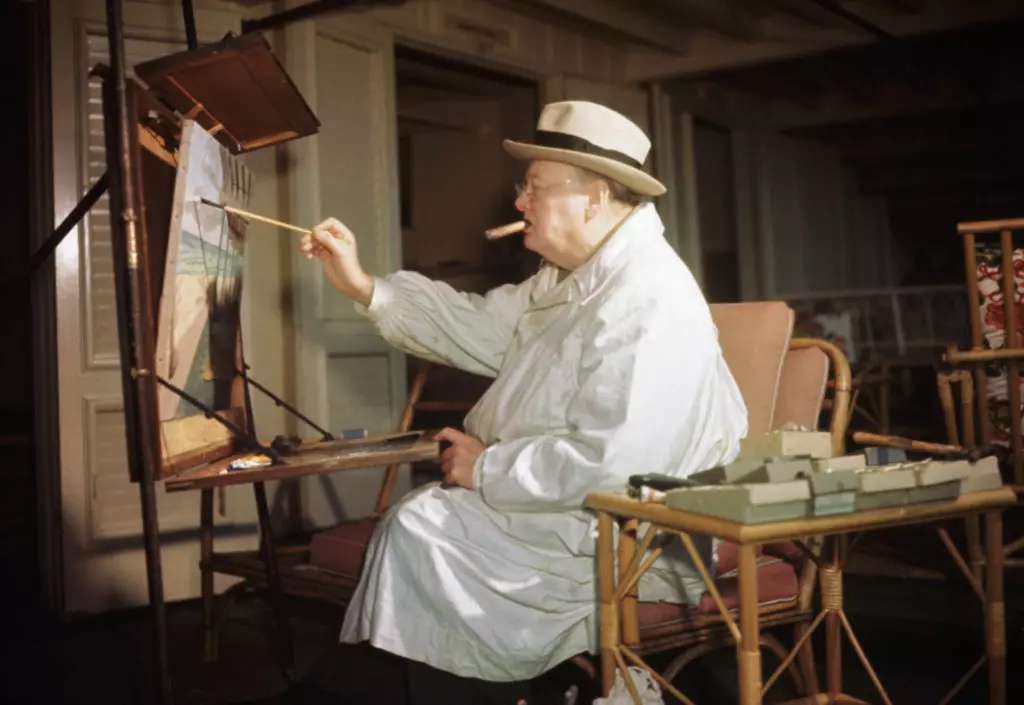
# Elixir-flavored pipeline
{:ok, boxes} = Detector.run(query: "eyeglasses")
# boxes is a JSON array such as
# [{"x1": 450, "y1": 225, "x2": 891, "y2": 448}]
[{"x1": 514, "y1": 178, "x2": 575, "y2": 200}]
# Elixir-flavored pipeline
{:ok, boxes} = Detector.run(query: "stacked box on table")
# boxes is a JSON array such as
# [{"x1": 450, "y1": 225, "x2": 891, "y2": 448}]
[
  {"x1": 853, "y1": 461, "x2": 919, "y2": 510},
  {"x1": 739, "y1": 428, "x2": 832, "y2": 462},
  {"x1": 959, "y1": 456, "x2": 1003, "y2": 494},
  {"x1": 909, "y1": 460, "x2": 969, "y2": 503},
  {"x1": 664, "y1": 480, "x2": 812, "y2": 523},
  {"x1": 807, "y1": 454, "x2": 865, "y2": 516}
]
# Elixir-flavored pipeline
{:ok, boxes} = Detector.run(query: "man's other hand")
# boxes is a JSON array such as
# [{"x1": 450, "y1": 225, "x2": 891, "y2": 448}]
[{"x1": 435, "y1": 428, "x2": 485, "y2": 490}]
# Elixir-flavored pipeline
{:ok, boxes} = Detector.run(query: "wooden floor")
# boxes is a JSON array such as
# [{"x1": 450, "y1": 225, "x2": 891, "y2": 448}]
[{"x1": 2, "y1": 566, "x2": 1022, "y2": 705}]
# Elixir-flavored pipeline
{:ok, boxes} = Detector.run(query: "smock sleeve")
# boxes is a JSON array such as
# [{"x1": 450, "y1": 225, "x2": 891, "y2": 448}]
[
  {"x1": 357, "y1": 270, "x2": 537, "y2": 378},
  {"x1": 473, "y1": 297, "x2": 730, "y2": 512}
]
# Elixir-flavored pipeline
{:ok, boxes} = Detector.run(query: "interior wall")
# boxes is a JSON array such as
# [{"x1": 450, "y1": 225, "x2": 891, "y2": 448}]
[
  {"x1": 666, "y1": 80, "x2": 896, "y2": 301},
  {"x1": 403, "y1": 100, "x2": 504, "y2": 279},
  {"x1": 401, "y1": 89, "x2": 537, "y2": 293},
  {"x1": 693, "y1": 118, "x2": 739, "y2": 302},
  {"x1": 733, "y1": 130, "x2": 896, "y2": 298}
]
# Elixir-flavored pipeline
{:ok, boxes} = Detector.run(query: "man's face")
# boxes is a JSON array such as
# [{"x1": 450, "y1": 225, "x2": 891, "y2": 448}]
[{"x1": 514, "y1": 161, "x2": 590, "y2": 264}]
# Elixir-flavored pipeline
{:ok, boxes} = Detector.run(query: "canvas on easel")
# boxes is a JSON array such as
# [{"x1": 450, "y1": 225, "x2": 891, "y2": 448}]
[{"x1": 155, "y1": 119, "x2": 252, "y2": 477}]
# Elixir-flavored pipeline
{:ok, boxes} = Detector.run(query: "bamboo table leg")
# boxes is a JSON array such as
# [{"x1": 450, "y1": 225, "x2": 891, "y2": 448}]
[
  {"x1": 826, "y1": 537, "x2": 843, "y2": 698},
  {"x1": 738, "y1": 544, "x2": 762, "y2": 705},
  {"x1": 985, "y1": 510, "x2": 1005, "y2": 705}
]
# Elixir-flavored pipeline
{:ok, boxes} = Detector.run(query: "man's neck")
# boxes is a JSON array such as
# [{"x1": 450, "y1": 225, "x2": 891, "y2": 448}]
[{"x1": 563, "y1": 204, "x2": 638, "y2": 271}]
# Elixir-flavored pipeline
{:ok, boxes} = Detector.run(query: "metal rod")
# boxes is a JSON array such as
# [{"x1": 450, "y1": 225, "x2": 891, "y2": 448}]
[
  {"x1": 181, "y1": 0, "x2": 198, "y2": 50},
  {"x1": 241, "y1": 0, "x2": 406, "y2": 34},
  {"x1": 25, "y1": 172, "x2": 109, "y2": 277},
  {"x1": 239, "y1": 365, "x2": 334, "y2": 440}
]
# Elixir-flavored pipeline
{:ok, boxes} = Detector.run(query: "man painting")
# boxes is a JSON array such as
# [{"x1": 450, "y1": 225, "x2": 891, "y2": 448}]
[{"x1": 299, "y1": 101, "x2": 748, "y2": 703}]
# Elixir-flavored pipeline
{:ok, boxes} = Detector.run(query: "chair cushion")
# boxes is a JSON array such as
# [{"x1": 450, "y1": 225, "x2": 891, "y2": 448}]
[
  {"x1": 309, "y1": 518, "x2": 379, "y2": 578},
  {"x1": 637, "y1": 557, "x2": 799, "y2": 630},
  {"x1": 714, "y1": 540, "x2": 762, "y2": 576},
  {"x1": 710, "y1": 302, "x2": 794, "y2": 435}
]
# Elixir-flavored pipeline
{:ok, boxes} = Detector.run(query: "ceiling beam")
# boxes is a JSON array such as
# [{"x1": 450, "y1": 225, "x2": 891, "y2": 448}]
[
  {"x1": 860, "y1": 164, "x2": 1024, "y2": 193},
  {"x1": 759, "y1": 0, "x2": 851, "y2": 29},
  {"x1": 517, "y1": 0, "x2": 695, "y2": 55},
  {"x1": 650, "y1": 0, "x2": 764, "y2": 42},
  {"x1": 839, "y1": 133, "x2": 1024, "y2": 164},
  {"x1": 626, "y1": 33, "x2": 860, "y2": 83},
  {"x1": 859, "y1": 0, "x2": 927, "y2": 15},
  {"x1": 628, "y1": 2, "x2": 1024, "y2": 82}
]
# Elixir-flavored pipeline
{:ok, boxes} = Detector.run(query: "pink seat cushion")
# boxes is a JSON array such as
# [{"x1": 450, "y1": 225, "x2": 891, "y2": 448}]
[
  {"x1": 309, "y1": 518, "x2": 379, "y2": 578},
  {"x1": 715, "y1": 540, "x2": 762, "y2": 575},
  {"x1": 638, "y1": 558, "x2": 799, "y2": 629}
]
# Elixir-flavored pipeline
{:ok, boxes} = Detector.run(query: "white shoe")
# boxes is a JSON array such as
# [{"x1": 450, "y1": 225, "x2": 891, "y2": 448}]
[{"x1": 592, "y1": 666, "x2": 665, "y2": 704}]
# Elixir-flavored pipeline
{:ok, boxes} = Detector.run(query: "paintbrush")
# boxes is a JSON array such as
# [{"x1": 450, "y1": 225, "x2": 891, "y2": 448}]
[
  {"x1": 485, "y1": 220, "x2": 526, "y2": 240},
  {"x1": 199, "y1": 197, "x2": 312, "y2": 235}
]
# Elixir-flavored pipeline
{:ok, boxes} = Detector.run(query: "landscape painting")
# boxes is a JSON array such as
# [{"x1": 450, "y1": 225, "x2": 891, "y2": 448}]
[{"x1": 155, "y1": 119, "x2": 253, "y2": 474}]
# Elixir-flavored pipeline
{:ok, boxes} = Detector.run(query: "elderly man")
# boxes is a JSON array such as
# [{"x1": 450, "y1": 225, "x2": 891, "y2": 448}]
[{"x1": 300, "y1": 101, "x2": 748, "y2": 703}]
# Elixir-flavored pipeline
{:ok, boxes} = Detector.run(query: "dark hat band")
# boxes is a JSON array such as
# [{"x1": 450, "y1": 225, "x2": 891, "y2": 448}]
[{"x1": 534, "y1": 130, "x2": 643, "y2": 170}]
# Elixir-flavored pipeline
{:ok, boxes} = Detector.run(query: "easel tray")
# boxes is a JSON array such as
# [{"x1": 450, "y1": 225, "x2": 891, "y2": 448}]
[{"x1": 164, "y1": 429, "x2": 440, "y2": 492}]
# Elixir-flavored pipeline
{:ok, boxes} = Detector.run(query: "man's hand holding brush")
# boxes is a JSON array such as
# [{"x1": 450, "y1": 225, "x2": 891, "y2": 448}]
[{"x1": 300, "y1": 218, "x2": 375, "y2": 307}]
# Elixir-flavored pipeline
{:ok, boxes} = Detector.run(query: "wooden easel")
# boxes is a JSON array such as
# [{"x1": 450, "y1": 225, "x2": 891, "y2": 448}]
[{"x1": 92, "y1": 14, "x2": 440, "y2": 704}]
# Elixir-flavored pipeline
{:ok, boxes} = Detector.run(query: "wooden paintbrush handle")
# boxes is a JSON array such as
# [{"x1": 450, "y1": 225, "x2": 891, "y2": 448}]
[{"x1": 222, "y1": 205, "x2": 312, "y2": 235}]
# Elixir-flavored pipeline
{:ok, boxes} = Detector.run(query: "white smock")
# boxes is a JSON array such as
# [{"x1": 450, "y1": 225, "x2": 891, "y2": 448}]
[{"x1": 339, "y1": 203, "x2": 748, "y2": 681}]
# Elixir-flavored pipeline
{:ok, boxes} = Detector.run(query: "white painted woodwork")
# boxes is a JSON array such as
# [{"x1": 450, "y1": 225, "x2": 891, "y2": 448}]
[
  {"x1": 50, "y1": 0, "x2": 260, "y2": 615},
  {"x1": 284, "y1": 17, "x2": 410, "y2": 529}
]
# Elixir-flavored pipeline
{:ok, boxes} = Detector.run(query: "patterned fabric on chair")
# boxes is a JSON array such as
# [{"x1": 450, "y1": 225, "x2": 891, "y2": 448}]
[{"x1": 975, "y1": 242, "x2": 1024, "y2": 446}]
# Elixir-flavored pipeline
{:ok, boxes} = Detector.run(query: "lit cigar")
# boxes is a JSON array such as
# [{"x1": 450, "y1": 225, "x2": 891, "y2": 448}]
[{"x1": 485, "y1": 220, "x2": 526, "y2": 240}]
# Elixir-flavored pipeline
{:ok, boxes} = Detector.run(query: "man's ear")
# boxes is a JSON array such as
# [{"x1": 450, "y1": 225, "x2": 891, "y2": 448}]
[{"x1": 585, "y1": 181, "x2": 609, "y2": 219}]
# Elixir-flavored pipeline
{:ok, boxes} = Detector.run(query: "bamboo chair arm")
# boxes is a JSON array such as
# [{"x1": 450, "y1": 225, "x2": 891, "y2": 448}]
[
  {"x1": 787, "y1": 338, "x2": 852, "y2": 611},
  {"x1": 789, "y1": 337, "x2": 852, "y2": 457}
]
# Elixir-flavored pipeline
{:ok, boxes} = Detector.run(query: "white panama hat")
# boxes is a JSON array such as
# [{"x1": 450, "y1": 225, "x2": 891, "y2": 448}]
[{"x1": 503, "y1": 100, "x2": 666, "y2": 197}]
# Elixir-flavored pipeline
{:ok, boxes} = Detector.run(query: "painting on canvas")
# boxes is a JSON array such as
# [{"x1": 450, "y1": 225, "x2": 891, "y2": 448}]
[{"x1": 155, "y1": 119, "x2": 253, "y2": 473}]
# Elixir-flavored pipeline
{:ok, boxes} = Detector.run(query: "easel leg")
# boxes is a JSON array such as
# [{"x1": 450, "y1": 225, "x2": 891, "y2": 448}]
[
  {"x1": 201, "y1": 488, "x2": 216, "y2": 663},
  {"x1": 254, "y1": 481, "x2": 296, "y2": 684},
  {"x1": 985, "y1": 510, "x2": 1006, "y2": 705},
  {"x1": 139, "y1": 473, "x2": 173, "y2": 705}
]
